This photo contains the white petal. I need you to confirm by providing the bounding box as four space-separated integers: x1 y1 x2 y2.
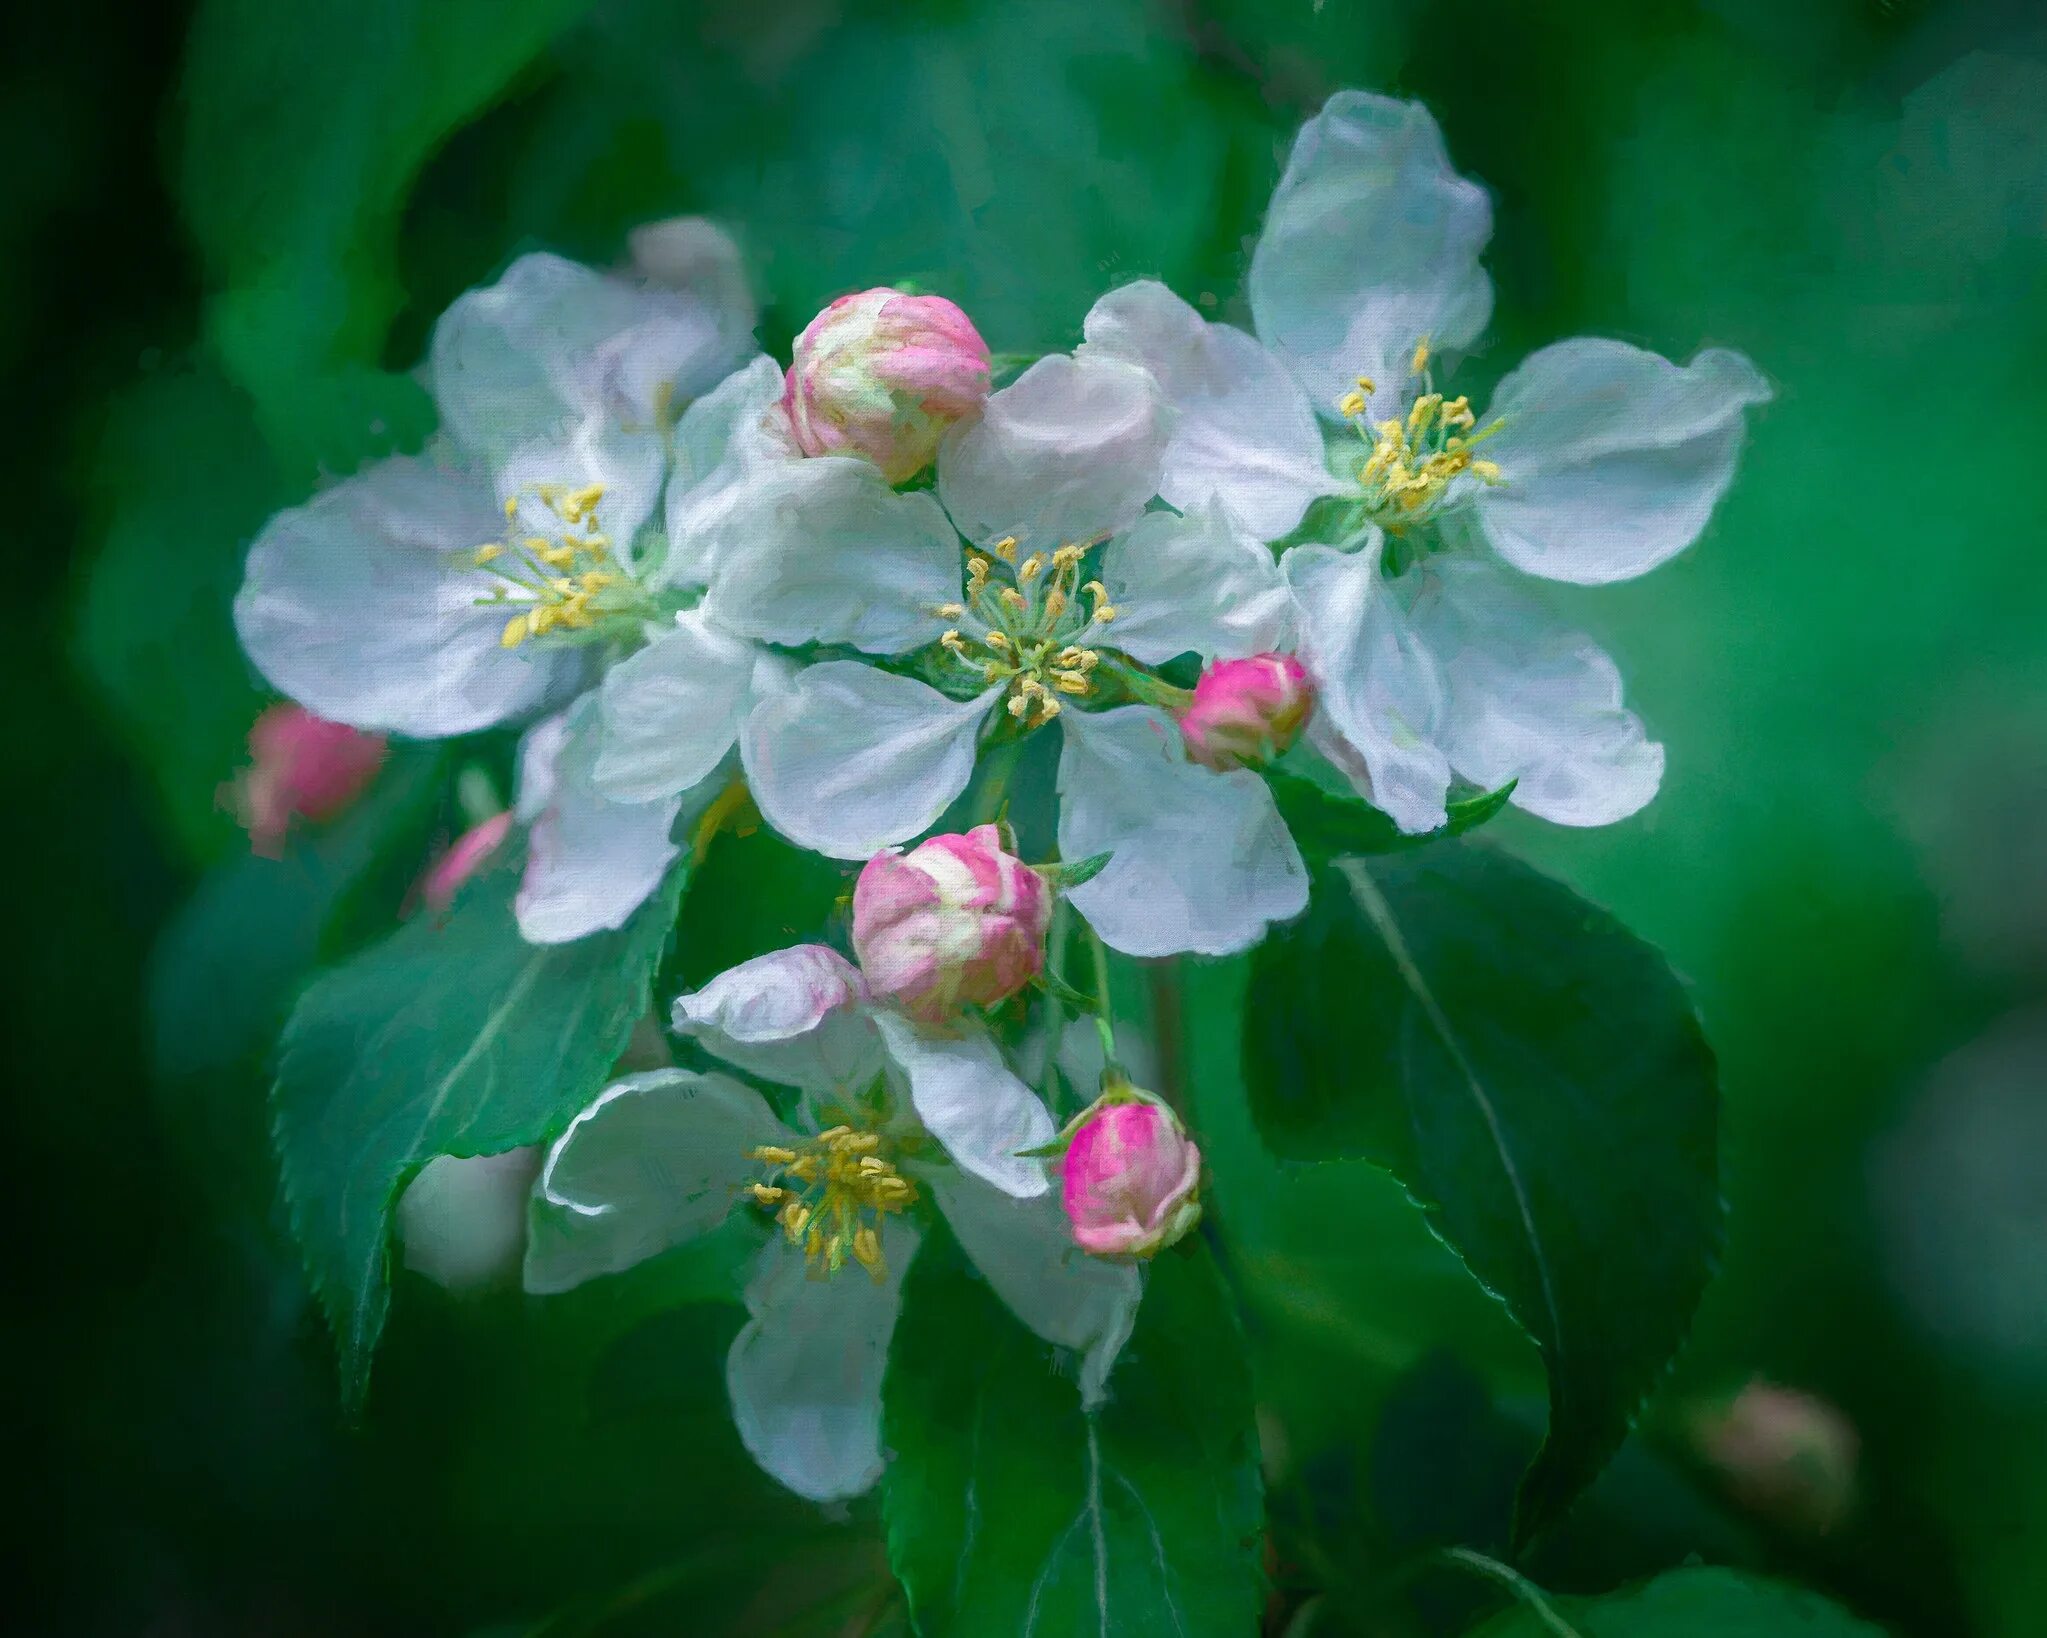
1057 707 1308 958
663 355 798 590
931 1168 1140 1408
234 453 575 736
627 217 757 346
727 1226 915 1502
1081 281 1340 540
431 251 744 462
741 664 995 860
1476 340 1772 585
1283 541 1452 833
1248 92 1493 421
1414 559 1664 826
593 609 758 803
523 1070 790 1295
937 353 1165 551
672 944 885 1093
703 458 961 653
873 1013 1054 1199
398 1148 541 1294
513 698 685 944
1097 504 1292 665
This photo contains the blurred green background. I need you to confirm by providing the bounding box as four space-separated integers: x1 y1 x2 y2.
12 0 2047 1630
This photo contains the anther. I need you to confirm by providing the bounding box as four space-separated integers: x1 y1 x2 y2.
992 536 1019 562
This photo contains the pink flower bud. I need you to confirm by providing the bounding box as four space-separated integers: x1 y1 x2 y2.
852 824 1050 1021
229 703 387 857
782 288 991 482
1178 654 1314 773
1689 1380 1860 1536
1059 1094 1203 1259
414 811 514 915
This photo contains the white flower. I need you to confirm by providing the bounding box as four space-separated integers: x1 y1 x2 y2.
712 352 1309 958
523 945 1140 1502
1078 91 1770 832
233 225 807 943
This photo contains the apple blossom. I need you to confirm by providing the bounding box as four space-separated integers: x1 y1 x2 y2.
1078 92 1768 834
523 945 1140 1502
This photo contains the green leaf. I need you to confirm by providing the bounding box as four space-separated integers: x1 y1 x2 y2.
1463 1566 1885 1637
882 1236 1264 1637
1244 842 1721 1547
272 847 688 1411
1265 769 1515 865
179 0 593 448
1041 849 1113 891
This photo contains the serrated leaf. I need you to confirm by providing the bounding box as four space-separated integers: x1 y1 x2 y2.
1244 842 1721 1547
882 1235 1264 1637
1463 1566 1884 1637
1265 769 1514 865
272 847 688 1411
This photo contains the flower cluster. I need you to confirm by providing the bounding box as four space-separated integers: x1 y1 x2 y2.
238 92 1764 1507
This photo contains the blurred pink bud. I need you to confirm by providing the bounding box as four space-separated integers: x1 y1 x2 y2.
1060 1093 1203 1259
230 703 387 857
1178 654 1314 772
415 812 514 915
782 288 991 482
852 824 1050 1022
1690 1380 1860 1536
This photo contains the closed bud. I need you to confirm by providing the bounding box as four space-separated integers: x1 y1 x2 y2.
852 824 1050 1022
782 288 991 482
1058 1088 1202 1260
1688 1380 1860 1536
1178 654 1314 772
228 703 387 857
413 811 514 915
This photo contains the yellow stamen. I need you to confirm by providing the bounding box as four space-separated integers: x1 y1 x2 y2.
992 536 1019 562
935 602 965 620
473 543 503 565
1411 337 1431 376
1337 388 1367 418
1018 552 1046 582
500 614 530 649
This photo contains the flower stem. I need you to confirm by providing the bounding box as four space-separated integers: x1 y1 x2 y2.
969 731 1027 826
1430 1548 1586 1638
1085 923 1119 1067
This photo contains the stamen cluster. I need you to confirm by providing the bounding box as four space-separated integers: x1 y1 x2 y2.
936 536 1116 729
746 1125 917 1281
474 483 638 649
1339 340 1504 523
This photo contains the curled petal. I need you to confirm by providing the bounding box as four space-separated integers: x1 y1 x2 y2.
673 944 884 1092
937 353 1166 551
1082 280 1339 540
1057 706 1308 958
1476 339 1772 584
1249 92 1493 422
524 1070 792 1295
1284 540 1452 834
593 609 760 803
727 1226 916 1502
741 664 995 860
1096 504 1292 665
234 454 576 737
873 1012 1054 1199
930 1167 1140 1407
703 458 962 654
513 700 685 945
1417 558 1665 825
